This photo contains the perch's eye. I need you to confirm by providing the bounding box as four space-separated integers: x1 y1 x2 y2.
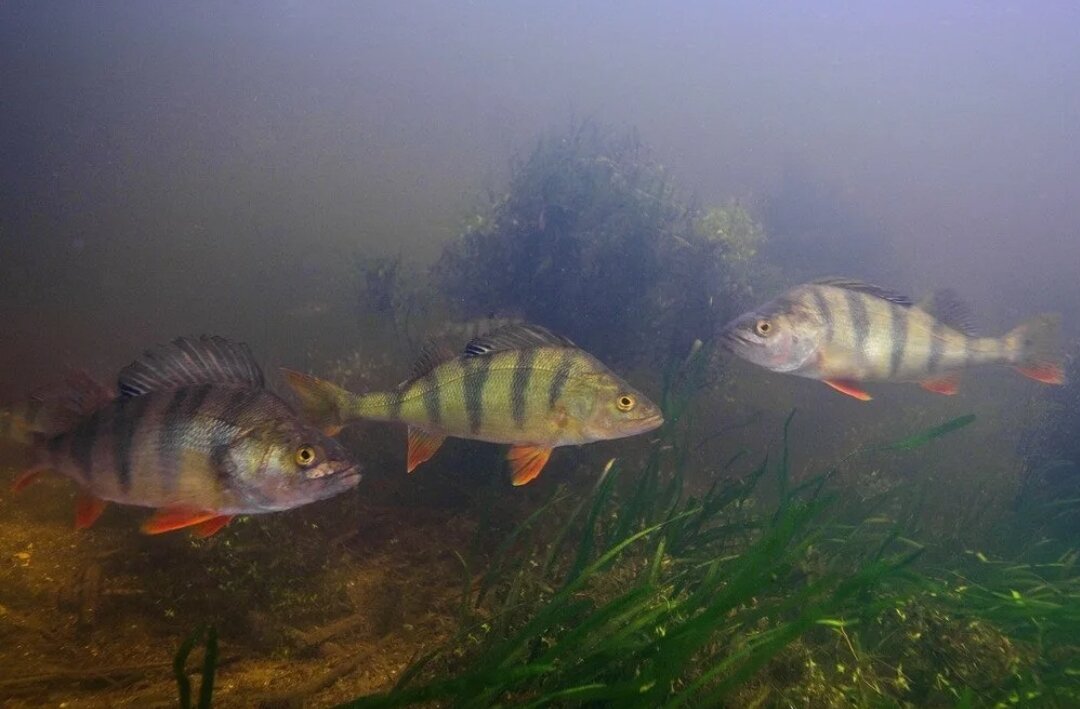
617 394 636 412
755 320 773 336
295 445 317 467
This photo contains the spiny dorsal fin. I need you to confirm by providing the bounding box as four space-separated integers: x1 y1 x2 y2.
25 370 114 434
916 289 976 335
118 336 264 397
463 323 575 358
812 278 914 307
410 341 458 378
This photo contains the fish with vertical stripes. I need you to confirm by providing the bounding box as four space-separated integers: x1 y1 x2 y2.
720 278 1065 400
9 336 360 536
282 323 663 485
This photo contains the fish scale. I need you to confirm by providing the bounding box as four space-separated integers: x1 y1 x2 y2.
12 336 360 536
284 323 663 485
722 278 1064 401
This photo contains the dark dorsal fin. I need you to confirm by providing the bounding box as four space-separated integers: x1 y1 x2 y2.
27 370 115 434
812 277 915 307
916 289 976 335
118 336 264 397
410 341 457 378
463 323 575 358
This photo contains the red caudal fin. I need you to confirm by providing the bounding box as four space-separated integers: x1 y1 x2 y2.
1015 363 1065 385
823 379 873 401
74 493 108 530
407 428 446 473
1007 314 1065 385
920 374 961 396
507 445 553 486
141 507 221 535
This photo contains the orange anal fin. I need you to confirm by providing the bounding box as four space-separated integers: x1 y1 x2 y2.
823 379 873 401
189 515 234 539
141 507 221 535
920 374 961 396
74 493 108 530
407 428 447 473
507 446 553 486
11 467 47 494
1015 364 1065 385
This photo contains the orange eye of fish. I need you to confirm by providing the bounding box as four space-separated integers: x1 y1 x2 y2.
755 320 772 336
295 445 318 467
616 394 636 412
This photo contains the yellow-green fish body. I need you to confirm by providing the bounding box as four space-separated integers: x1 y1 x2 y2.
285 324 663 484
721 278 1064 400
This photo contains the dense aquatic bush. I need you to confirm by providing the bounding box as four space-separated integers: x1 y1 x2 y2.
432 121 768 366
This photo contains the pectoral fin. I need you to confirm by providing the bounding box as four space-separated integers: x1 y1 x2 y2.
407 428 447 473
920 374 961 396
823 379 873 401
141 507 221 535
74 493 108 530
507 445 553 486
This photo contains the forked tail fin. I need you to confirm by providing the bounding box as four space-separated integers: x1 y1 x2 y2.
280 369 352 436
1006 313 1065 385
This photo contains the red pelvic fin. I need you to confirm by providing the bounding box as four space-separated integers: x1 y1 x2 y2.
141 507 221 535
920 374 961 396
507 445 553 486
189 515 234 538
407 428 447 473
11 467 47 494
74 493 108 530
1015 364 1065 385
822 379 873 401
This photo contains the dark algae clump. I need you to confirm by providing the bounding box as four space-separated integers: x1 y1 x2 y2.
433 121 767 366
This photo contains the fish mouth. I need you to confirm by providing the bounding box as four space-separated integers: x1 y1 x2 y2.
639 412 665 432
335 465 364 485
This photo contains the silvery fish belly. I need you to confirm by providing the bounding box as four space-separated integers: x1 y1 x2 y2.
720 278 1064 401
283 323 664 486
12 336 361 537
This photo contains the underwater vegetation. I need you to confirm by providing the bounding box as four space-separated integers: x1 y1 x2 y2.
431 120 768 367
320 352 1080 708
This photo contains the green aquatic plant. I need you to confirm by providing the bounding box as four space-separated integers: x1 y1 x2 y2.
432 120 766 366
174 625 218 709
337 348 987 708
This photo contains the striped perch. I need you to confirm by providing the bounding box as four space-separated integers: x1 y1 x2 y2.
9 336 360 536
283 323 663 485
720 278 1064 401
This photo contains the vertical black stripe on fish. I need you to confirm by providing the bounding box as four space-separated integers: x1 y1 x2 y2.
511 349 537 428
810 288 835 344
845 290 870 358
548 351 574 409
220 388 257 423
113 395 152 494
927 320 945 374
388 390 404 421
463 357 491 435
157 388 190 493
888 304 908 378
421 374 441 427
69 413 100 483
